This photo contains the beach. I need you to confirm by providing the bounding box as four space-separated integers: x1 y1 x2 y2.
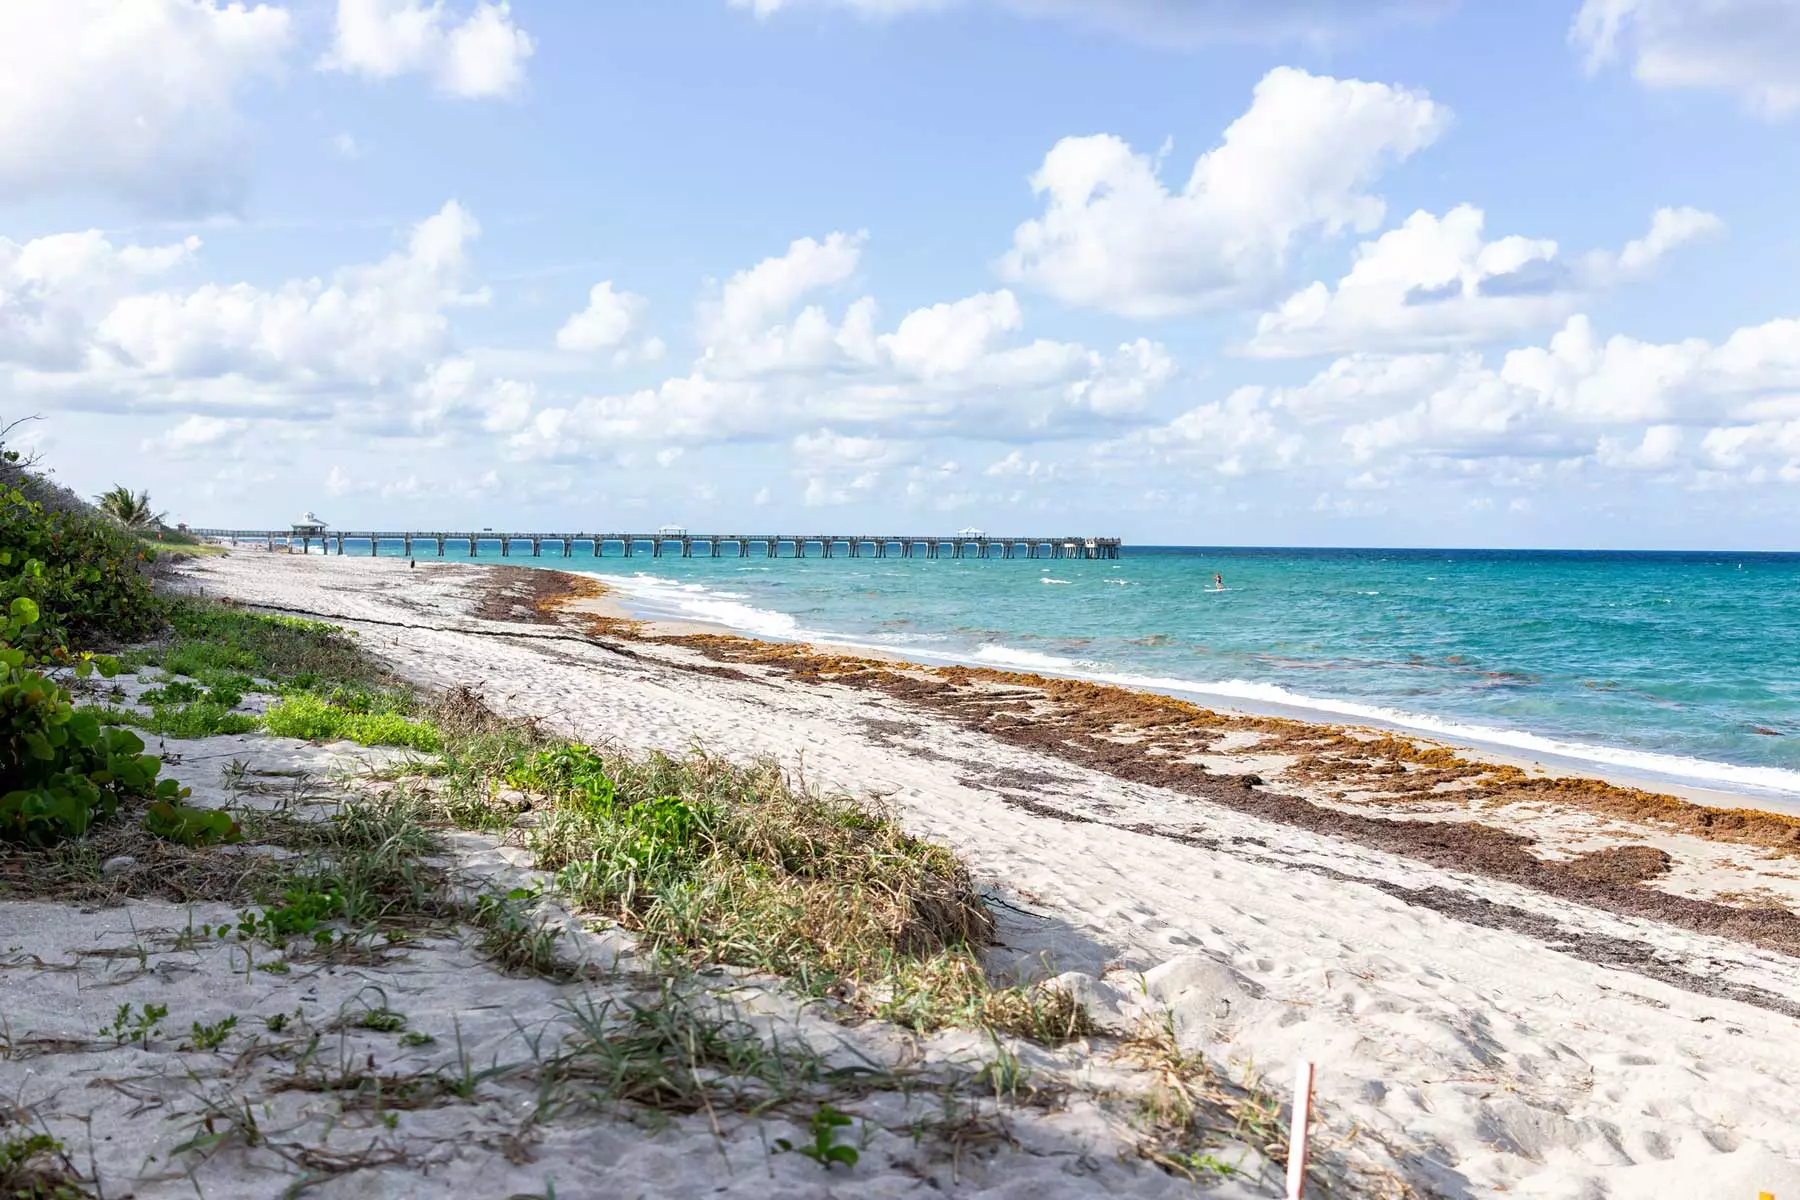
132 548 1800 1197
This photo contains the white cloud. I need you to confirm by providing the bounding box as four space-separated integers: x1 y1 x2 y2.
556 282 650 352
0 231 201 368
0 0 292 212
1574 0 1800 118
1247 205 1722 357
877 291 1024 378
984 449 1041 477
1596 424 1684 470
672 232 1176 436
1104 308 1800 490
1069 339 1176 417
1115 386 1304 476
792 428 894 467
323 0 534 99
142 414 252 456
330 132 364 159
1000 67 1449 317
92 201 483 393
705 231 866 346
1616 206 1726 274
413 357 535 433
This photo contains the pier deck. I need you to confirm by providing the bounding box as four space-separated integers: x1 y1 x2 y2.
185 530 1124 560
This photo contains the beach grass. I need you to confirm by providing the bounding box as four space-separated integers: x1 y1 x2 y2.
98 597 1093 1046
444 716 1093 1040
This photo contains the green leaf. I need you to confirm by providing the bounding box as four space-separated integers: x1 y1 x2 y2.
9 596 40 626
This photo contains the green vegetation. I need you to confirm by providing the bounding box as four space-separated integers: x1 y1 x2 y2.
186 1015 239 1052
142 798 242 847
262 692 440 751
775 1103 860 1169
0 1128 89 1199
127 600 380 689
1 596 187 846
448 729 1090 1040
94 485 164 532
0 436 180 847
98 1002 168 1049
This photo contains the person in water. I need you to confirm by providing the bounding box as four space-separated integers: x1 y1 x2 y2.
1213 572 1224 591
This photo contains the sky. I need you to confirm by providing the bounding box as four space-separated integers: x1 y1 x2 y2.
3 0 1800 548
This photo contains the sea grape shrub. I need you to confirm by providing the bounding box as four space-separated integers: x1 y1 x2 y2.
0 595 185 845
0 474 161 651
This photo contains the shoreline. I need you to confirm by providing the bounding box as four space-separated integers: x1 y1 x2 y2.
550 558 1797 815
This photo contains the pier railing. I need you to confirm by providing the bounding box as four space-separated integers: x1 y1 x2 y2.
184 530 1124 560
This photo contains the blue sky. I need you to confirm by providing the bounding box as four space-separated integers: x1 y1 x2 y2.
4 0 1800 548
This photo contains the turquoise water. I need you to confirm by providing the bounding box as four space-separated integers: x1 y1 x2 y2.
340 542 1800 796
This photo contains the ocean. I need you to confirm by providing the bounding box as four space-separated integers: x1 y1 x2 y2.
354 542 1800 798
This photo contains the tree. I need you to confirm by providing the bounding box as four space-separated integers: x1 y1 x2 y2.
96 485 165 531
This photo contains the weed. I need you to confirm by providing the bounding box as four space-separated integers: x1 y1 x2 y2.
99 1002 168 1049
471 887 579 981
236 885 346 947
129 599 382 691
1164 1149 1242 1179
0 1128 90 1199
553 982 879 1119
398 1030 436 1047
263 693 439 751
139 677 248 710
354 1009 407 1034
775 1103 860 1170
90 700 260 739
185 1016 239 1052
976 1035 1030 1104
143 799 242 847
1125 1014 1296 1185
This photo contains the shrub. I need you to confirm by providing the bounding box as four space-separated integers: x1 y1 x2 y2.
0 472 160 653
1 596 186 845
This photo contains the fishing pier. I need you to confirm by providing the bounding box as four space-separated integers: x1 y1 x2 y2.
188 529 1125 560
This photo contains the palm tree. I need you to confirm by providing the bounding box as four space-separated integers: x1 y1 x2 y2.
96 485 165 531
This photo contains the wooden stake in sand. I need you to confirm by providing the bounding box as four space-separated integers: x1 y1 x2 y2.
1286 1060 1315 1200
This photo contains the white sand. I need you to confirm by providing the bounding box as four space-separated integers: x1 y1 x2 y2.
8 550 1800 1198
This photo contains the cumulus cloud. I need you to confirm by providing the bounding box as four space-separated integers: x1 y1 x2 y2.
1 231 201 368
2 201 494 430
1000 67 1449 317
556 282 652 354
1106 309 1800 489
704 231 866 347
323 0 534 98
91 201 483 393
0 0 292 212
1246 205 1722 356
1573 0 1800 118
512 233 1178 459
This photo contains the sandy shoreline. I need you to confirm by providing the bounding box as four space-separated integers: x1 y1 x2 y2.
563 559 1799 816
140 551 1800 1196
